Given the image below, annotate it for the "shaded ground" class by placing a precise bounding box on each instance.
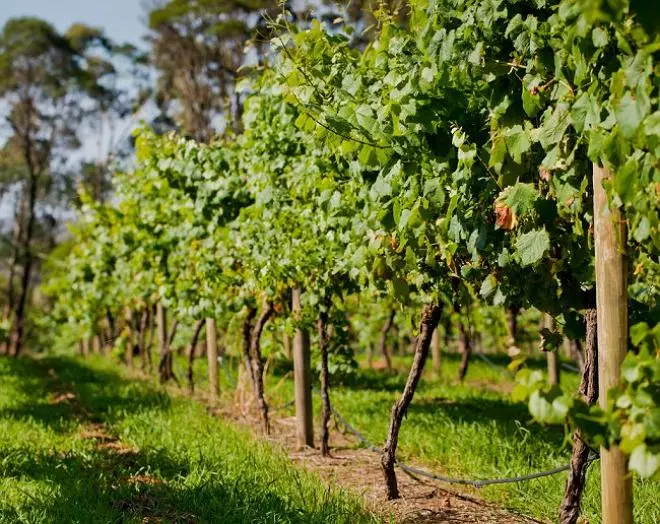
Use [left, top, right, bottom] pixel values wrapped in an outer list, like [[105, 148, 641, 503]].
[[214, 400, 545, 524]]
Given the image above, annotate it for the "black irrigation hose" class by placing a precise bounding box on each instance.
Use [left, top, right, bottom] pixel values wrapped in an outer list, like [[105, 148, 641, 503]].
[[329, 400, 600, 489], [476, 352, 581, 375]]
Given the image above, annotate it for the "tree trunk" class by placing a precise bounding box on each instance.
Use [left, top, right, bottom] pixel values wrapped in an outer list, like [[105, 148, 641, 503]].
[[431, 327, 441, 377], [250, 301, 274, 434], [292, 288, 313, 448], [8, 169, 38, 358], [317, 310, 332, 457], [560, 309, 598, 524], [206, 318, 218, 402], [379, 310, 395, 371], [156, 302, 171, 383], [1, 191, 26, 355], [242, 307, 257, 387], [105, 309, 115, 353], [167, 318, 179, 349], [381, 303, 442, 499], [544, 314, 561, 386], [82, 337, 90, 357], [592, 163, 632, 524], [457, 323, 471, 381]]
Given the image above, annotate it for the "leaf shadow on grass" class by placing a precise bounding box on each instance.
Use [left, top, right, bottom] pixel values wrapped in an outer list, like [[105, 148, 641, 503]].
[[0, 356, 373, 524], [0, 442, 346, 524], [0, 356, 170, 431], [406, 395, 565, 448]]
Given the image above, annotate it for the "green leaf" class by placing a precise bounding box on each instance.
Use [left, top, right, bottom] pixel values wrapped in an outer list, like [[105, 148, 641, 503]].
[[498, 183, 538, 214], [629, 444, 660, 478], [571, 92, 600, 134], [615, 92, 645, 140], [391, 277, 410, 301], [516, 229, 550, 266], [480, 273, 497, 299], [504, 125, 531, 164]]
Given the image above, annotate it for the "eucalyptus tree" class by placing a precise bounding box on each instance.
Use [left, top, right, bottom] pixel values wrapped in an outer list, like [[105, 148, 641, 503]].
[[0, 17, 143, 355], [146, 0, 279, 140]]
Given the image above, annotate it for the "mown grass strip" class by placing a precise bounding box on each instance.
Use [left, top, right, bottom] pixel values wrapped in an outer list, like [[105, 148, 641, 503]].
[[0, 355, 380, 524]]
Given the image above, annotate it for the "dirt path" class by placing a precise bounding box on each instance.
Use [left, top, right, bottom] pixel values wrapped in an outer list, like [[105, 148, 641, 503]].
[[209, 396, 546, 524]]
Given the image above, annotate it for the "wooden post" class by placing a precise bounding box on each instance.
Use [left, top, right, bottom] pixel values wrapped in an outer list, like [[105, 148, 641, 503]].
[[545, 314, 560, 386], [92, 334, 101, 354], [125, 309, 134, 368], [156, 302, 169, 383], [593, 163, 633, 524], [292, 288, 313, 448], [206, 318, 219, 403], [431, 327, 441, 377], [283, 333, 292, 360]]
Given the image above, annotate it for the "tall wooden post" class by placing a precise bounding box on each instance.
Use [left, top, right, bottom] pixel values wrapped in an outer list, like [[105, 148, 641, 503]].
[[544, 314, 560, 386], [125, 309, 134, 368], [593, 163, 633, 524], [283, 333, 292, 360], [156, 302, 169, 383], [206, 317, 219, 403], [292, 288, 313, 448], [92, 334, 101, 354]]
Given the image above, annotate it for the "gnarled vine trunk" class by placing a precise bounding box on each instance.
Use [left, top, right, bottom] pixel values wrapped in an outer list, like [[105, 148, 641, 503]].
[[242, 307, 257, 387], [381, 303, 442, 499], [560, 309, 598, 524], [250, 301, 274, 434], [157, 303, 178, 384], [317, 310, 331, 456]]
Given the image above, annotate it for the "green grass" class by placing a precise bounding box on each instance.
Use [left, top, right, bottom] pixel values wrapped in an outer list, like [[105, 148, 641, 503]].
[[0, 355, 379, 524], [4, 348, 657, 524], [210, 347, 657, 524], [316, 352, 658, 524]]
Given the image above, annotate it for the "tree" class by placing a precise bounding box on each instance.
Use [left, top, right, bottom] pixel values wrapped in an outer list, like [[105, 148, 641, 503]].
[[146, 0, 276, 141]]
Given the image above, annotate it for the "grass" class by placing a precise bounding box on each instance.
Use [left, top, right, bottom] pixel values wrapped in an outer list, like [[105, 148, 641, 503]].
[[3, 347, 658, 524], [187, 346, 658, 524], [0, 355, 380, 524], [321, 352, 659, 524]]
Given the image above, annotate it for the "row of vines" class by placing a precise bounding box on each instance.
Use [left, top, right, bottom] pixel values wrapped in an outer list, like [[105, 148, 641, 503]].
[[42, 1, 658, 523]]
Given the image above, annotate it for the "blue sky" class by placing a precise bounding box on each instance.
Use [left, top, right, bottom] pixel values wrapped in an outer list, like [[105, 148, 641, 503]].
[[1, 0, 146, 46]]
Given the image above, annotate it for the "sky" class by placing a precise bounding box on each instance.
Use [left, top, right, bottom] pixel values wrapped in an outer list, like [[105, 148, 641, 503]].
[[0, 1, 149, 223], [0, 0, 146, 46]]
